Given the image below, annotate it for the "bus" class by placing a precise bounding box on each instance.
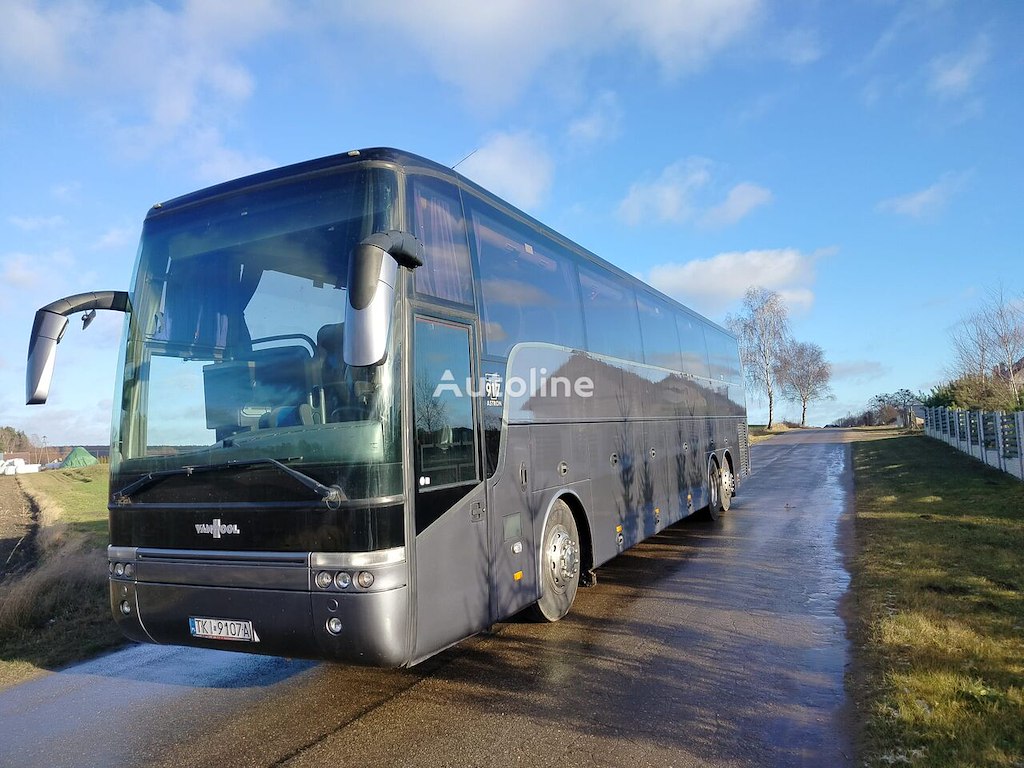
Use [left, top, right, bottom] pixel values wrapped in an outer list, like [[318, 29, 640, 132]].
[[26, 147, 748, 666]]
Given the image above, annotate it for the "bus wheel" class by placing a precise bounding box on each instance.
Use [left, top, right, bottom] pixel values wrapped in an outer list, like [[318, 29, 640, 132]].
[[720, 461, 734, 512], [529, 500, 581, 622], [705, 460, 725, 521]]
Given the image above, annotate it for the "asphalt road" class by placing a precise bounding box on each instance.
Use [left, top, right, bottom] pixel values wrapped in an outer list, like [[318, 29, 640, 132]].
[[0, 430, 856, 768]]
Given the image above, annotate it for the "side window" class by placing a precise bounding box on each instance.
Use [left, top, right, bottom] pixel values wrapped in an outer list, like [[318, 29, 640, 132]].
[[414, 318, 478, 489], [471, 204, 584, 358], [578, 263, 642, 362], [676, 313, 711, 379], [411, 177, 474, 305], [705, 327, 743, 384], [637, 292, 683, 371]]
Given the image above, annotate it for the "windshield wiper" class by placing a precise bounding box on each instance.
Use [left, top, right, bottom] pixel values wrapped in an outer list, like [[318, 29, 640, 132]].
[[113, 458, 348, 509]]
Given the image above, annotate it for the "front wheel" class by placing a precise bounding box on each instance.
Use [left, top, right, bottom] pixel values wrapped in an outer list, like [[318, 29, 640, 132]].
[[528, 500, 581, 622]]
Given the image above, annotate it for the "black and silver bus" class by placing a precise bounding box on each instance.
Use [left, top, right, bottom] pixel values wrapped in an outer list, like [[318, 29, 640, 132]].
[[26, 148, 748, 666]]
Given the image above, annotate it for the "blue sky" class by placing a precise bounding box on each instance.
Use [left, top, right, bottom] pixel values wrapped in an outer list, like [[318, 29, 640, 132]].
[[2, 0, 1023, 444]]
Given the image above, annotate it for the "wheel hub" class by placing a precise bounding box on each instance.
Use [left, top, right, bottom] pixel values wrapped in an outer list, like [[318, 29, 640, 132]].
[[548, 528, 579, 593]]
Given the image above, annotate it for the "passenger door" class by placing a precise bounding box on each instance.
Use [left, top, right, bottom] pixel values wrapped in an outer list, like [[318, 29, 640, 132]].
[[410, 315, 489, 659]]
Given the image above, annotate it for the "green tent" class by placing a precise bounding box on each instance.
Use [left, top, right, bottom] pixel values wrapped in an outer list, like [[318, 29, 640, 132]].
[[60, 446, 98, 468]]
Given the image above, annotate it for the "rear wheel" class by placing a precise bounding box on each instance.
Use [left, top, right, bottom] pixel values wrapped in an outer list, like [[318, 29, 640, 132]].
[[705, 460, 725, 521], [720, 461, 734, 512], [529, 500, 581, 622]]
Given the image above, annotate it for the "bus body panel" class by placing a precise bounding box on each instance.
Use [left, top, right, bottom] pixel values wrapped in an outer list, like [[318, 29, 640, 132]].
[[486, 424, 539, 622], [411, 484, 490, 661]]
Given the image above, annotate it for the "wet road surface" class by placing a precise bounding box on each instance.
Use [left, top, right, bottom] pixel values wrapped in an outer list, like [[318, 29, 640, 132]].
[[0, 430, 855, 767]]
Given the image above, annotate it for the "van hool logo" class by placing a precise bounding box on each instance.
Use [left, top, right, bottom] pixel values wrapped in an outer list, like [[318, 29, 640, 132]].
[[195, 518, 241, 538]]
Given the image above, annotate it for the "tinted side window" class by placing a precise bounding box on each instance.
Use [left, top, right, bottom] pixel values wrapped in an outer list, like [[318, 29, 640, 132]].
[[705, 327, 743, 384], [637, 292, 683, 371], [579, 263, 642, 362], [411, 177, 474, 305], [676, 313, 710, 379], [471, 204, 584, 358], [413, 318, 478, 488]]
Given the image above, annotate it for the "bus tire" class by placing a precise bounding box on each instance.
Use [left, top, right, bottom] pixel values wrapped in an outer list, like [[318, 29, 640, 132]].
[[705, 459, 725, 521], [529, 500, 581, 622], [720, 459, 734, 513]]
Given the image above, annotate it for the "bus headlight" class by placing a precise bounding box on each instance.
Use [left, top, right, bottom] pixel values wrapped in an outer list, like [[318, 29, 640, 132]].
[[356, 571, 374, 589], [326, 617, 343, 635], [315, 571, 333, 589], [334, 572, 351, 589]]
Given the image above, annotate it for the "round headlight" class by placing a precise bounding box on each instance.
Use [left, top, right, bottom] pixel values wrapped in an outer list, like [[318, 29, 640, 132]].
[[119, 600, 132, 615], [315, 571, 334, 589], [356, 571, 374, 589], [326, 617, 343, 635], [114, 563, 125, 577], [124, 563, 135, 578], [334, 571, 351, 589]]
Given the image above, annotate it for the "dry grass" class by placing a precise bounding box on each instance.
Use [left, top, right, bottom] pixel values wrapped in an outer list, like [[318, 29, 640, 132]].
[[0, 465, 122, 690], [850, 434, 1024, 767]]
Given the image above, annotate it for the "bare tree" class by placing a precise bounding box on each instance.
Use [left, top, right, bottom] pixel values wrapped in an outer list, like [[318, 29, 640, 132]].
[[950, 310, 991, 382], [776, 341, 833, 427], [986, 287, 1024, 405], [949, 287, 1024, 409], [726, 287, 791, 429]]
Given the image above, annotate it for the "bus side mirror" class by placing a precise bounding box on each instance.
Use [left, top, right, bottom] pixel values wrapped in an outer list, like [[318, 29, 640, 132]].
[[344, 231, 422, 367], [26, 291, 131, 405]]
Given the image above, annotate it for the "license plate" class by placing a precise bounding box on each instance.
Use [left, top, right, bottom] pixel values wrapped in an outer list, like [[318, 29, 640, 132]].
[[188, 616, 258, 643]]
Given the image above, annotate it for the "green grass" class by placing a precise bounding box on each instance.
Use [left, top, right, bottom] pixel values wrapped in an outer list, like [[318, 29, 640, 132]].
[[0, 464, 122, 690], [850, 434, 1024, 767], [19, 463, 110, 545]]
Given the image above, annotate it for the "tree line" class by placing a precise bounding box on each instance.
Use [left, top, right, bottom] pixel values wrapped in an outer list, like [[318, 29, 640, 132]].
[[0, 426, 32, 454], [831, 389, 923, 428], [925, 286, 1024, 412], [726, 286, 833, 429]]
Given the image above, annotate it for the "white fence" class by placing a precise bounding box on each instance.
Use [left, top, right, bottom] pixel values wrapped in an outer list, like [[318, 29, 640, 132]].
[[924, 407, 1024, 481]]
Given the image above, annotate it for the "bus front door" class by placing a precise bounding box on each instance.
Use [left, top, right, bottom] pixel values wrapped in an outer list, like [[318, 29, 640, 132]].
[[410, 316, 490, 660]]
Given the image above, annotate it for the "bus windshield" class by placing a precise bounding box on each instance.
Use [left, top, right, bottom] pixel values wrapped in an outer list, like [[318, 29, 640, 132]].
[[110, 166, 404, 504]]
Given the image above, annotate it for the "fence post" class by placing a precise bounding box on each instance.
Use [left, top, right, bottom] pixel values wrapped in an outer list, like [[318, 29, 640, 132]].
[[1018, 412, 1024, 480]]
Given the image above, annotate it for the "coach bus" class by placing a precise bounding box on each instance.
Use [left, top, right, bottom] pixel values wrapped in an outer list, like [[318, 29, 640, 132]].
[[26, 147, 748, 666]]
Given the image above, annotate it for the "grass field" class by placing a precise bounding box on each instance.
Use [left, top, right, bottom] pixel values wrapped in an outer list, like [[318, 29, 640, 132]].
[[0, 464, 122, 690], [850, 434, 1024, 767]]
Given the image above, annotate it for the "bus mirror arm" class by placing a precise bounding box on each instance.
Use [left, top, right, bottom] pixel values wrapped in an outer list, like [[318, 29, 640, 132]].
[[26, 290, 131, 405], [344, 231, 423, 367]]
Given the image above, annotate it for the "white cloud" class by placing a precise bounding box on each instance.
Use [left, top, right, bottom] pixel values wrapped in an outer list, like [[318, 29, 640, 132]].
[[1, 253, 38, 289], [700, 182, 773, 228], [0, 0, 285, 182], [618, 159, 771, 228], [567, 91, 623, 148], [771, 28, 822, 66], [876, 172, 966, 219], [831, 360, 890, 384], [92, 226, 137, 251], [9, 215, 66, 231], [610, 0, 763, 76], [648, 247, 821, 316], [338, 0, 762, 109], [458, 131, 554, 211], [617, 158, 712, 225], [929, 35, 989, 100]]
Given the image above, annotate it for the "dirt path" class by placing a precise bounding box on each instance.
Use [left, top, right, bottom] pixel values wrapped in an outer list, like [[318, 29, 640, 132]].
[[0, 477, 35, 583]]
